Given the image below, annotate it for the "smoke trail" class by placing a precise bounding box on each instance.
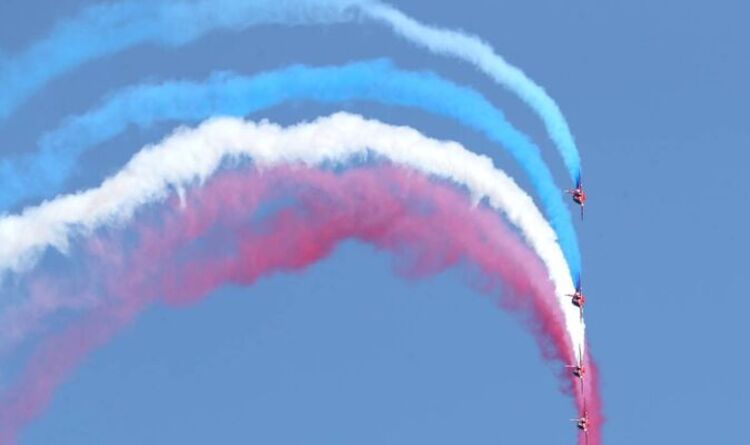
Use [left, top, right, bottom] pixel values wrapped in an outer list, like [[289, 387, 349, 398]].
[[0, 60, 581, 281], [359, 2, 581, 185], [582, 349, 604, 445], [0, 0, 360, 119], [0, 113, 583, 360], [0, 0, 580, 185], [0, 165, 599, 444]]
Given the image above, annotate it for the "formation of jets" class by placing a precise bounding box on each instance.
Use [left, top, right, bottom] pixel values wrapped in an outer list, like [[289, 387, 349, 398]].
[[566, 182, 590, 442]]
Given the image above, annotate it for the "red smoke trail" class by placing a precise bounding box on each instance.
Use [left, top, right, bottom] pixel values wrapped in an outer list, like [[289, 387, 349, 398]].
[[583, 348, 604, 444], [0, 166, 601, 444]]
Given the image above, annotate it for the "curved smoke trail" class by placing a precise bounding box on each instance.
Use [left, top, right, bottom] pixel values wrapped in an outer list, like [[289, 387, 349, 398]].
[[0, 60, 581, 281], [0, 0, 358, 119], [0, 165, 599, 444], [0, 113, 583, 362], [360, 2, 581, 185], [0, 0, 580, 184]]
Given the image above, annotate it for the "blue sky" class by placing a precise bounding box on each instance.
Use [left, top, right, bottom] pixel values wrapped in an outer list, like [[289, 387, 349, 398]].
[[1, 0, 748, 444]]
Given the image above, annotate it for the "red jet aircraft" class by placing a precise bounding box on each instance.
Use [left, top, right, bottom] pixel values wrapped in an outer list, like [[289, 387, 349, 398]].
[[574, 412, 589, 432], [571, 410, 590, 444], [566, 181, 586, 219], [568, 286, 586, 320], [566, 346, 586, 382]]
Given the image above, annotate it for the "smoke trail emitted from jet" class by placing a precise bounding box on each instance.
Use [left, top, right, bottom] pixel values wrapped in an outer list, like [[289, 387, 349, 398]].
[[359, 2, 581, 185], [0, 113, 583, 363], [0, 60, 581, 281], [0, 0, 580, 185], [0, 165, 599, 444]]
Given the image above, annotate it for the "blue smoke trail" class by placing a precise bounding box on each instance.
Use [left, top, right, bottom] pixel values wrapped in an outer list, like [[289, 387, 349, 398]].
[[0, 60, 581, 280], [0, 0, 359, 119], [0, 0, 581, 185]]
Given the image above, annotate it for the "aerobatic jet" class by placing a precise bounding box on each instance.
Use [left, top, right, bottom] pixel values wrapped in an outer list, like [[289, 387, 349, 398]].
[[566, 181, 586, 219], [569, 363, 586, 379], [567, 286, 586, 320], [571, 410, 590, 444], [573, 412, 589, 432], [566, 346, 586, 382]]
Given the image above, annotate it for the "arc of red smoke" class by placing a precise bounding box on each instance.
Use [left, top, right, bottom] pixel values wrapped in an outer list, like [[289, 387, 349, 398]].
[[0, 165, 601, 444]]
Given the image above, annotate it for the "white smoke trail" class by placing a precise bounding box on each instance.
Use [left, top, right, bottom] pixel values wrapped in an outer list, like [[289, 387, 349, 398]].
[[0, 112, 583, 355]]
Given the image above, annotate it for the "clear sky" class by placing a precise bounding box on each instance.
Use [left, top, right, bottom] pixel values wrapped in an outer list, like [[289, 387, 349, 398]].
[[1, 0, 748, 444]]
